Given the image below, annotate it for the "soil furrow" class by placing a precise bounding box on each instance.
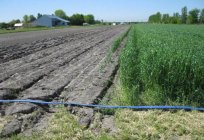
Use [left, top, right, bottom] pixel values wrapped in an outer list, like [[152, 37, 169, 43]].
[[0, 27, 119, 83], [0, 27, 109, 72], [0, 25, 129, 137], [0, 31, 115, 90], [0, 29, 103, 63]]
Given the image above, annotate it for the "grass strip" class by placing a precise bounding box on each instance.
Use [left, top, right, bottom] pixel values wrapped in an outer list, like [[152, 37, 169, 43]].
[[100, 26, 131, 71], [9, 107, 204, 140]]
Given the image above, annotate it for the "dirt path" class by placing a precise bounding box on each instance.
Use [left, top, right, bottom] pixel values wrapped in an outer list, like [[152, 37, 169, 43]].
[[0, 26, 129, 137]]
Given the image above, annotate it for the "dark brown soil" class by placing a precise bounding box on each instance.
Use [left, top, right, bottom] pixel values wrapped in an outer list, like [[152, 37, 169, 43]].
[[0, 26, 129, 137]]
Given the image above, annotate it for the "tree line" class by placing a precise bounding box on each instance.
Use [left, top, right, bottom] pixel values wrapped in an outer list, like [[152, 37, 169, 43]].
[[0, 14, 41, 29], [0, 9, 98, 29], [54, 9, 96, 25], [148, 7, 204, 24]]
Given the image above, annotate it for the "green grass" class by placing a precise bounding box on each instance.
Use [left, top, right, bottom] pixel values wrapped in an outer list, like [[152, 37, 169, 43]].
[[119, 24, 204, 107], [110, 26, 131, 53]]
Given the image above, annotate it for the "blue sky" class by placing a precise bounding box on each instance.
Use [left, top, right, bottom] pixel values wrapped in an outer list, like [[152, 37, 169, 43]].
[[0, 0, 204, 22]]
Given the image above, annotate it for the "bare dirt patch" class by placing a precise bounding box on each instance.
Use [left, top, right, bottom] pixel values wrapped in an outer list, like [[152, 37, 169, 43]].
[[0, 26, 129, 137]]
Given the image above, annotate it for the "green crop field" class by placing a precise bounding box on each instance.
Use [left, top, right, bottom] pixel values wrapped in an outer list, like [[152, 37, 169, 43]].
[[119, 24, 204, 107]]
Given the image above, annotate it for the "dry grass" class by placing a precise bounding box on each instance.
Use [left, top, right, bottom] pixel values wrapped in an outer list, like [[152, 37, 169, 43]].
[[9, 107, 204, 140], [10, 107, 95, 140], [115, 110, 204, 140], [0, 116, 14, 133]]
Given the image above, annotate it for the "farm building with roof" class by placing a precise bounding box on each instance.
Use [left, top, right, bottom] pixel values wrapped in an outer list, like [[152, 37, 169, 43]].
[[14, 23, 23, 28], [32, 15, 69, 27]]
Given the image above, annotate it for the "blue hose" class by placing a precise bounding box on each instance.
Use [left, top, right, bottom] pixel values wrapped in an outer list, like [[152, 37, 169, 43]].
[[0, 99, 204, 111]]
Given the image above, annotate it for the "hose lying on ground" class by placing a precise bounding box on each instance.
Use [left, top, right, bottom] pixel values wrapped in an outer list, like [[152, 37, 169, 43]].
[[0, 99, 204, 111]]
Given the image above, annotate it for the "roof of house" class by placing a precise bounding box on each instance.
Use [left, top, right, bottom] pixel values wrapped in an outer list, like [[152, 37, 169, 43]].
[[44, 15, 69, 23], [14, 23, 23, 27]]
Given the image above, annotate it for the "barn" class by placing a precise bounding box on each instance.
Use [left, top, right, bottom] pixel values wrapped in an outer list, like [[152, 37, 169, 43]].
[[32, 15, 69, 27]]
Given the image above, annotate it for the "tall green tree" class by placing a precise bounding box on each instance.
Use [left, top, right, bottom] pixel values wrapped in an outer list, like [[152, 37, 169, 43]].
[[84, 14, 95, 24], [70, 14, 84, 25], [200, 8, 204, 23], [187, 9, 200, 24], [37, 13, 43, 19], [148, 15, 155, 23], [0, 22, 9, 29], [156, 12, 162, 23], [181, 6, 188, 24], [23, 15, 29, 23], [162, 14, 170, 24], [29, 15, 36, 22], [173, 12, 181, 24], [54, 9, 67, 19], [95, 20, 101, 24], [148, 12, 161, 23], [8, 19, 21, 27]]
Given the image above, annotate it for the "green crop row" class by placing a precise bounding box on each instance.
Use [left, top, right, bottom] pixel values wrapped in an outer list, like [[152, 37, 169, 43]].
[[119, 24, 204, 107], [111, 26, 131, 53], [100, 26, 131, 71]]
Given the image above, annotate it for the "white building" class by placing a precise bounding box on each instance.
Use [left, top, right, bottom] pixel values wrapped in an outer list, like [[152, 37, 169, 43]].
[[112, 23, 117, 26], [14, 23, 23, 28]]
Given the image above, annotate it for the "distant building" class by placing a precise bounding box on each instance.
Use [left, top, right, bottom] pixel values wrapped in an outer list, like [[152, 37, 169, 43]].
[[83, 23, 90, 26], [112, 23, 117, 26], [120, 22, 128, 25], [14, 23, 23, 28], [32, 15, 69, 27]]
